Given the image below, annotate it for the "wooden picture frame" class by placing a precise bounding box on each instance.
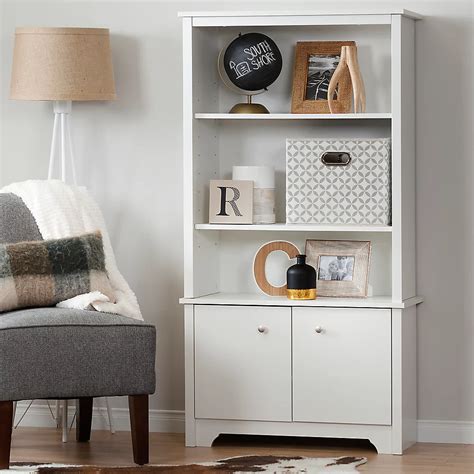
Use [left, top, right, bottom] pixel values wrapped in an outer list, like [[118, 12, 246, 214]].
[[291, 41, 355, 114], [305, 240, 371, 297]]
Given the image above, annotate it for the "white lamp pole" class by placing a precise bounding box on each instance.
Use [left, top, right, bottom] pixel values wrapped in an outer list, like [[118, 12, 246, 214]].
[[48, 100, 77, 184]]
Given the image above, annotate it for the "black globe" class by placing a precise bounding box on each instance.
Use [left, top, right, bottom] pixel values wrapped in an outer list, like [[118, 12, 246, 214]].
[[223, 33, 282, 92]]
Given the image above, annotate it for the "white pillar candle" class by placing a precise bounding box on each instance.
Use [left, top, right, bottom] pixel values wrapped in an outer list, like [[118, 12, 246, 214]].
[[232, 166, 276, 224]]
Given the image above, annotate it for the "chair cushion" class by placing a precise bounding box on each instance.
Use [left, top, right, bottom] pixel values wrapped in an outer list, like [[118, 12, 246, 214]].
[[0, 308, 156, 401]]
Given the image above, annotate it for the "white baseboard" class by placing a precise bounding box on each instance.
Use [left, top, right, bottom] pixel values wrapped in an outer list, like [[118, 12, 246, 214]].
[[13, 403, 474, 445], [14, 401, 185, 434], [417, 420, 474, 444]]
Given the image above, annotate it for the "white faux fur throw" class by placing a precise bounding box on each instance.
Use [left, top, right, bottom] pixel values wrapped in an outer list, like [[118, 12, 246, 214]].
[[57, 291, 111, 311], [1, 180, 142, 320]]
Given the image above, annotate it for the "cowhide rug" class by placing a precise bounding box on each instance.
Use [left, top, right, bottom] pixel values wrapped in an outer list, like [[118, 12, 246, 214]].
[[2, 455, 367, 473]]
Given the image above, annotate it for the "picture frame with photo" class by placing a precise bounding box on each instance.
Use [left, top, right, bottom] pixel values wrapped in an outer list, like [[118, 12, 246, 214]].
[[305, 240, 371, 297], [291, 41, 355, 114]]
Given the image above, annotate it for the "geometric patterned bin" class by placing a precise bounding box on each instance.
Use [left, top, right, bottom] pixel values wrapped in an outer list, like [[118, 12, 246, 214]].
[[286, 138, 391, 225]]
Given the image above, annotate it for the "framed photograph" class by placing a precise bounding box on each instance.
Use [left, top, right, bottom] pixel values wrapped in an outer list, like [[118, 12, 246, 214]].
[[209, 180, 253, 224], [305, 240, 371, 297], [291, 41, 355, 114]]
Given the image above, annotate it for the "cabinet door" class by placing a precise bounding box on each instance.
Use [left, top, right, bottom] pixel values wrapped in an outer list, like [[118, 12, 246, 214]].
[[195, 305, 291, 421], [293, 307, 391, 425]]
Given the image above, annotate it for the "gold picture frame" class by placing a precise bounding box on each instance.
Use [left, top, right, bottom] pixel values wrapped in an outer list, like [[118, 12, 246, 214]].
[[305, 240, 371, 297], [291, 41, 355, 114]]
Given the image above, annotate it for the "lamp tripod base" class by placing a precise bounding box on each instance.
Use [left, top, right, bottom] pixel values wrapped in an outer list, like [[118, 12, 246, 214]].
[[229, 95, 269, 114]]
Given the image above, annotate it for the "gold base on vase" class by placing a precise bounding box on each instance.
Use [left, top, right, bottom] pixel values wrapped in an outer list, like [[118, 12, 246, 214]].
[[287, 288, 317, 300], [229, 102, 269, 114]]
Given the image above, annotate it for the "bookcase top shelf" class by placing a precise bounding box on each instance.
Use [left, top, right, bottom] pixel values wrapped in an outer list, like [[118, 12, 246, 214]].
[[182, 9, 418, 304], [195, 223, 393, 233], [178, 10, 423, 20], [194, 113, 392, 121]]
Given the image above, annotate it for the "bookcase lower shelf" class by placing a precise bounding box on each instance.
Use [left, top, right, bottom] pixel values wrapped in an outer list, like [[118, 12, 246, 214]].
[[183, 302, 420, 454], [180, 292, 423, 309]]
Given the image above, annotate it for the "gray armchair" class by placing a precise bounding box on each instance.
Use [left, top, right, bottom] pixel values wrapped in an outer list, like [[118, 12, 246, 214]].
[[0, 193, 156, 467]]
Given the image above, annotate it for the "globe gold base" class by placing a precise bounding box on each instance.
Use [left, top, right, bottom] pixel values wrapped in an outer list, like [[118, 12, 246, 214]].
[[229, 102, 270, 114], [287, 288, 317, 300]]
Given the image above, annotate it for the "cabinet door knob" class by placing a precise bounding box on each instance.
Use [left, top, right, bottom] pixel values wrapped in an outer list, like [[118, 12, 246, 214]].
[[257, 325, 267, 334], [315, 326, 323, 334]]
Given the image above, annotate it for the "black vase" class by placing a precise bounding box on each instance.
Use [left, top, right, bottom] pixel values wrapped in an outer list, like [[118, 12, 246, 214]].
[[286, 254, 317, 300]]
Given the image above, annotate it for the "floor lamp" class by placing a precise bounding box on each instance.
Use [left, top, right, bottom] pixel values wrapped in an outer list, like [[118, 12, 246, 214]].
[[10, 27, 116, 182], [10, 27, 117, 440]]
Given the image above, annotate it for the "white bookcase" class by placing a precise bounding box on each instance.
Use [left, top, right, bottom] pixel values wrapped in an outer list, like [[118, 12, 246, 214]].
[[180, 10, 423, 454]]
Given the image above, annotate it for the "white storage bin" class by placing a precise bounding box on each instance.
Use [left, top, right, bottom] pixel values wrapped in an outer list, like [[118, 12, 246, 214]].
[[286, 138, 391, 225]]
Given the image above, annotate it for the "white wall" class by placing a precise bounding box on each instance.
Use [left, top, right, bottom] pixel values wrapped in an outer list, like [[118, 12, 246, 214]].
[[0, 0, 473, 430]]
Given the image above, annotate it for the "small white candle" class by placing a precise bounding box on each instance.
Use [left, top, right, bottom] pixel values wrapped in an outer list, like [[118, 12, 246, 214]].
[[232, 166, 276, 224]]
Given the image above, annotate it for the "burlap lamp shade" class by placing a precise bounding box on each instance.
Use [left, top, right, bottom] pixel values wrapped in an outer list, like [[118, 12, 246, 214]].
[[10, 27, 116, 101]]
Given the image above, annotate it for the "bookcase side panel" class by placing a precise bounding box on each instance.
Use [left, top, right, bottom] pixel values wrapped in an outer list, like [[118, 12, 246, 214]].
[[391, 15, 416, 301], [186, 26, 221, 297]]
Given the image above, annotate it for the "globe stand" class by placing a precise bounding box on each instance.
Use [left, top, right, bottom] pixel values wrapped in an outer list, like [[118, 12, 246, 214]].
[[229, 95, 269, 114]]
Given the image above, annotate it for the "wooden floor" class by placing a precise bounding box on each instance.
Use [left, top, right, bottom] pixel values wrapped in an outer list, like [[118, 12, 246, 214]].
[[9, 428, 474, 473]]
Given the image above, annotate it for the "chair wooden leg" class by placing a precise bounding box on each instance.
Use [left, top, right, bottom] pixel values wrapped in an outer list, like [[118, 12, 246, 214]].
[[128, 395, 149, 465], [0, 401, 13, 469], [76, 398, 93, 442]]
